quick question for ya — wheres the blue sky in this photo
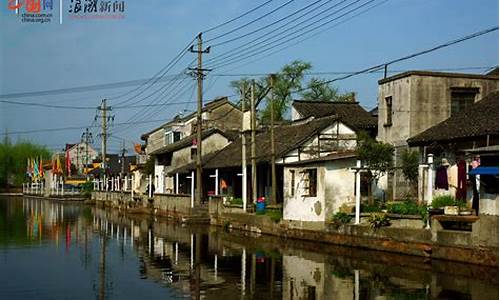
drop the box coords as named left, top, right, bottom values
left=1, top=0, right=498, bottom=153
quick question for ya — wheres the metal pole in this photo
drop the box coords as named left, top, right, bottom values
left=355, top=160, right=361, bottom=225
left=427, top=154, right=434, bottom=206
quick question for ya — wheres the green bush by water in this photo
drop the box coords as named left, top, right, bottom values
left=431, top=195, right=465, bottom=209
left=368, top=213, right=391, bottom=229
left=265, top=209, right=282, bottom=223
left=331, top=212, right=352, bottom=224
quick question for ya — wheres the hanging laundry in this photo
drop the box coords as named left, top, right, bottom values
left=456, top=160, right=467, bottom=200
left=448, top=163, right=458, bottom=197
left=435, top=159, right=450, bottom=190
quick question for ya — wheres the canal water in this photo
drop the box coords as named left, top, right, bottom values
left=0, top=196, right=497, bottom=300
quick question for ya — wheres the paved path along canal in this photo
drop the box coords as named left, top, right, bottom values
left=0, top=196, right=498, bottom=299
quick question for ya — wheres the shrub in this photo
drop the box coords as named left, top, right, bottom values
left=330, top=212, right=352, bottom=229
left=331, top=212, right=352, bottom=224
left=387, top=200, right=428, bottom=224
left=368, top=213, right=391, bottom=229
left=79, top=181, right=93, bottom=198
left=431, top=195, right=464, bottom=209
left=387, top=200, right=426, bottom=216
left=265, top=209, right=282, bottom=223
left=361, top=198, right=385, bottom=213
left=229, top=197, right=243, bottom=205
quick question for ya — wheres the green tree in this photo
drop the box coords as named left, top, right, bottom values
left=356, top=132, right=394, bottom=203
left=301, top=78, right=354, bottom=102
left=231, top=61, right=355, bottom=122
left=261, top=60, right=312, bottom=122
left=400, top=149, right=420, bottom=196
left=0, top=140, right=51, bottom=188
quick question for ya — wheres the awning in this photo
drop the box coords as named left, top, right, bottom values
left=469, top=166, right=499, bottom=176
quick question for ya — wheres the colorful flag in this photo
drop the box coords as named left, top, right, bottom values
left=39, top=157, right=44, bottom=178
left=26, top=158, right=30, bottom=176
left=33, top=158, right=39, bottom=179
left=56, top=156, right=62, bottom=175
left=52, top=157, right=56, bottom=174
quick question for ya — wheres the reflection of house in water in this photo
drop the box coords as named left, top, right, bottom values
left=89, top=207, right=498, bottom=300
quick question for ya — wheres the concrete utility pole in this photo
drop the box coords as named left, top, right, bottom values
left=120, top=140, right=127, bottom=176
left=269, top=74, right=277, bottom=205
left=241, top=83, right=247, bottom=212
left=98, top=99, right=112, bottom=172
left=250, top=80, right=257, bottom=204
left=81, top=128, right=93, bottom=180
left=189, top=33, right=210, bottom=205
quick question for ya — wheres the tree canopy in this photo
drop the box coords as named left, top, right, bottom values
left=0, top=138, right=52, bottom=187
left=230, top=60, right=353, bottom=122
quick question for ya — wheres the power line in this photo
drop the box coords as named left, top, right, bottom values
left=0, top=118, right=185, bottom=136
left=295, top=26, right=500, bottom=93
left=209, top=0, right=328, bottom=48
left=205, top=0, right=297, bottom=43
left=205, top=0, right=346, bottom=64
left=0, top=73, right=184, bottom=100
left=204, top=0, right=277, bottom=33
left=209, top=0, right=377, bottom=70
left=108, top=36, right=196, bottom=103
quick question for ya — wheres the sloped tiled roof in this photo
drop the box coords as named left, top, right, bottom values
left=167, top=116, right=339, bottom=174
left=408, top=91, right=499, bottom=146
left=292, top=100, right=377, bottom=130
left=140, top=96, right=239, bottom=140
left=149, top=128, right=239, bottom=156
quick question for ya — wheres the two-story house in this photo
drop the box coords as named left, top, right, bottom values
left=377, top=69, right=499, bottom=199
left=140, top=96, right=243, bottom=193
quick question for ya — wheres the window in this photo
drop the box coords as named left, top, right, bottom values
left=290, top=170, right=295, bottom=196
left=302, top=169, right=317, bottom=197
left=451, top=88, right=478, bottom=116
left=165, top=131, right=182, bottom=145
left=384, top=96, right=392, bottom=126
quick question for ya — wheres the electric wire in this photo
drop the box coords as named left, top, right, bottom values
left=203, top=0, right=277, bottom=33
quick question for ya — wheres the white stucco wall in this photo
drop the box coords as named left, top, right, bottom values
left=283, top=158, right=356, bottom=223
left=479, top=194, right=499, bottom=216
left=324, top=158, right=357, bottom=216
left=283, top=165, right=326, bottom=222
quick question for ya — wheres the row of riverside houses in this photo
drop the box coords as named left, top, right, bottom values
left=133, top=68, right=498, bottom=228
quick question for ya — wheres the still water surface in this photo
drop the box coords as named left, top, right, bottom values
left=0, top=196, right=497, bottom=299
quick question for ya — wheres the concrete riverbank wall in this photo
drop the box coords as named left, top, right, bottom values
left=209, top=197, right=498, bottom=267
left=91, top=191, right=498, bottom=266
left=91, top=191, right=208, bottom=222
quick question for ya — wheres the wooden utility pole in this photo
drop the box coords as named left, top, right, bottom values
left=241, top=83, right=247, bottom=212
left=269, top=74, right=277, bottom=205
left=189, top=33, right=210, bottom=205
left=250, top=80, right=257, bottom=204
